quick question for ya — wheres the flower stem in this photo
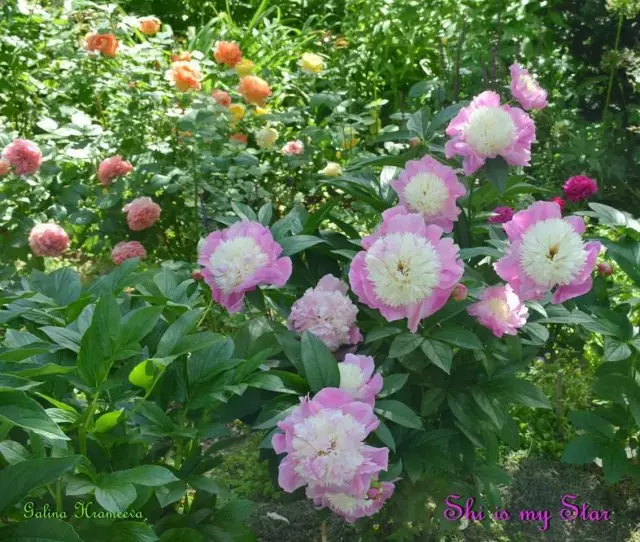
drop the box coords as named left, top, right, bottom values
left=320, top=520, right=328, bottom=542
left=603, top=13, right=624, bottom=123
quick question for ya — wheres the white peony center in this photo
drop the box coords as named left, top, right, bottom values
left=520, top=218, right=586, bottom=288
left=403, top=173, right=449, bottom=217
left=326, top=493, right=362, bottom=514
left=209, top=236, right=269, bottom=293
left=487, top=298, right=510, bottom=321
left=292, top=409, right=365, bottom=484
left=465, top=106, right=516, bottom=155
left=366, top=233, right=442, bottom=307
left=520, top=74, right=539, bottom=93
left=339, top=364, right=365, bottom=394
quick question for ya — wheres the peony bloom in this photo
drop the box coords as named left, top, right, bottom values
left=549, top=196, right=566, bottom=212
left=213, top=41, right=242, bottom=67
left=123, top=197, right=161, bottom=231
left=28, top=223, right=69, bottom=257
left=230, top=133, right=248, bottom=145
left=255, top=127, right=279, bottom=149
left=211, top=89, right=231, bottom=108
left=235, top=58, right=256, bottom=77
left=319, top=162, right=342, bottom=177
left=2, top=139, right=42, bottom=176
left=563, top=175, right=598, bottom=202
left=197, top=220, right=292, bottom=313
left=488, top=206, right=515, bottom=224
left=164, top=61, right=203, bottom=92
left=597, top=262, right=613, bottom=277
left=299, top=52, right=325, bottom=74
left=97, top=155, right=132, bottom=186
left=467, top=284, right=528, bottom=338
left=111, top=241, right=147, bottom=265
left=288, top=275, right=362, bottom=351
left=338, top=354, right=382, bottom=405
left=171, top=51, right=192, bottom=63
left=451, top=283, right=468, bottom=301
left=445, top=90, right=536, bottom=176
left=494, top=201, right=602, bottom=304
left=272, top=388, right=387, bottom=497
left=281, top=140, right=304, bottom=156
left=0, top=159, right=10, bottom=176
left=391, top=155, right=466, bottom=233
left=84, top=32, right=118, bottom=58
left=238, top=75, right=272, bottom=106
left=228, top=103, right=246, bottom=121
left=139, top=17, right=161, bottom=36
left=509, top=63, right=548, bottom=110
left=349, top=206, right=464, bottom=332
left=312, top=480, right=394, bottom=523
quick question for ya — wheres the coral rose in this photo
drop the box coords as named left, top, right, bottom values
left=164, top=61, right=202, bottom=92
left=281, top=140, right=304, bottom=156
left=212, top=89, right=231, bottom=108
left=84, top=32, right=118, bottom=58
left=2, top=139, right=42, bottom=176
left=172, top=51, right=192, bottom=63
left=237, top=75, right=272, bottom=106
left=139, top=17, right=160, bottom=36
left=97, top=155, right=133, bottom=186
left=112, top=241, right=147, bottom=265
left=123, top=197, right=161, bottom=231
left=28, top=223, right=69, bottom=257
left=0, top=159, right=10, bottom=176
left=214, top=41, right=242, bottom=67
left=230, top=133, right=248, bottom=145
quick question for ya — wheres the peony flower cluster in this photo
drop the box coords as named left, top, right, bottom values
left=214, top=41, right=242, bottom=67
left=272, top=388, right=393, bottom=523
left=495, top=201, right=601, bottom=304
left=164, top=61, right=203, bottom=92
left=28, top=223, right=69, bottom=257
left=139, top=17, right=160, bottom=36
left=563, top=175, right=598, bottom=202
left=123, top=197, right=161, bottom=231
left=84, top=32, right=118, bottom=58
left=349, top=207, right=463, bottom=333
left=390, top=155, right=466, bottom=233
left=2, top=139, right=42, bottom=176
left=509, top=63, right=548, bottom=110
left=467, top=284, right=528, bottom=337
left=97, top=155, right=133, bottom=186
left=288, top=275, right=362, bottom=351
left=488, top=206, right=515, bottom=224
left=445, top=90, right=536, bottom=176
left=197, top=221, right=292, bottom=313
left=211, top=89, right=231, bottom=108
left=112, top=241, right=147, bottom=264
left=238, top=75, right=272, bottom=106
left=281, top=140, right=304, bottom=156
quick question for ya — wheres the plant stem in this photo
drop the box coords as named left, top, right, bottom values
left=79, top=391, right=100, bottom=457
left=320, top=520, right=328, bottom=542
left=603, top=13, right=624, bottom=123
left=193, top=143, right=200, bottom=240
left=55, top=479, right=62, bottom=514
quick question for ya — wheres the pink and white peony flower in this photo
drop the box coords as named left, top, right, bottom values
left=467, top=284, right=528, bottom=338
left=281, top=140, right=304, bottom=156
left=123, top=197, right=161, bottom=231
left=349, top=206, right=464, bottom=333
left=2, top=139, right=42, bottom=176
left=445, top=91, right=536, bottom=176
left=111, top=241, right=147, bottom=264
left=272, top=388, right=387, bottom=497
left=288, top=275, right=362, bottom=351
left=563, top=175, right=598, bottom=202
left=494, top=201, right=601, bottom=304
left=197, top=221, right=292, bottom=313
left=28, top=223, right=69, bottom=257
left=312, top=480, right=395, bottom=523
left=509, top=63, right=548, bottom=110
left=390, top=155, right=466, bottom=233
left=337, top=354, right=383, bottom=405
left=98, top=155, right=133, bottom=186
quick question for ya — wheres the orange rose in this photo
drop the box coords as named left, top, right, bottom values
left=230, top=133, right=248, bottom=145
left=237, top=75, right=272, bottom=106
left=172, top=51, right=192, bottom=63
left=139, top=17, right=161, bottom=36
left=85, top=32, right=119, bottom=58
left=212, top=89, right=232, bottom=108
left=213, top=41, right=242, bottom=67
left=165, top=61, right=203, bottom=92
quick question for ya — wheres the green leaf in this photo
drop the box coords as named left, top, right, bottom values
left=420, top=388, right=446, bottom=416
left=488, top=377, right=552, bottom=409
left=0, top=519, right=82, bottom=542
left=483, top=157, right=509, bottom=193
left=107, top=466, right=179, bottom=487
left=30, top=268, right=82, bottom=306
left=129, top=359, right=170, bottom=391
left=602, top=238, right=640, bottom=285
left=155, top=310, right=202, bottom=357
left=365, top=328, right=402, bottom=344
left=432, top=327, right=482, bottom=350
left=258, top=203, right=273, bottom=226
left=0, top=373, right=42, bottom=391
left=94, top=481, right=137, bottom=514
left=0, top=456, right=82, bottom=513
left=301, top=331, right=340, bottom=392
left=421, top=340, right=453, bottom=374
left=378, top=374, right=409, bottom=398
left=39, top=327, right=81, bottom=353
left=245, top=371, right=308, bottom=395
left=155, top=481, right=188, bottom=508
left=389, top=333, right=423, bottom=359
left=374, top=420, right=396, bottom=452
left=0, top=391, right=68, bottom=440
left=602, top=444, right=628, bottom=484
left=231, top=201, right=258, bottom=222
left=568, top=410, right=615, bottom=439
left=171, top=332, right=224, bottom=357
left=0, top=343, right=57, bottom=361
left=93, top=410, right=124, bottom=433
left=185, top=475, right=231, bottom=498
left=425, top=102, right=466, bottom=138
left=160, top=529, right=203, bottom=542
left=119, top=306, right=164, bottom=347
left=0, top=440, right=32, bottom=464
left=475, top=465, right=512, bottom=487
left=76, top=521, right=158, bottom=542
left=375, top=400, right=423, bottom=430
left=604, top=336, right=632, bottom=362
left=279, top=235, right=326, bottom=256
left=561, top=434, right=601, bottom=465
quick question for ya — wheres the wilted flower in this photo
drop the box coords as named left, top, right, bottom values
left=467, top=284, right=528, bottom=337
left=28, top=223, right=69, bottom=257
left=123, top=197, right=161, bottom=231
left=112, top=241, right=147, bottom=264
left=2, top=139, right=42, bottom=176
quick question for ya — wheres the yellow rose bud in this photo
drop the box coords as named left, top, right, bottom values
left=228, top=103, right=246, bottom=121
left=319, top=162, right=342, bottom=177
left=299, top=52, right=324, bottom=74
left=255, top=127, right=279, bottom=149
left=235, top=58, right=256, bottom=77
